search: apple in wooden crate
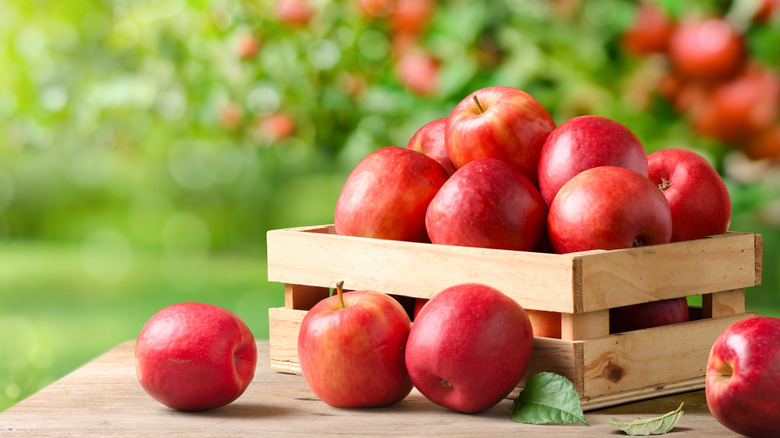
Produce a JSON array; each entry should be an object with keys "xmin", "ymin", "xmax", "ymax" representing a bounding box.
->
[
  {"xmin": 334, "ymin": 146, "xmax": 449, "ymax": 242},
  {"xmin": 426, "ymin": 158, "xmax": 547, "ymax": 251},
  {"xmin": 647, "ymin": 148, "xmax": 732, "ymax": 242},
  {"xmin": 407, "ymin": 117, "xmax": 456, "ymax": 175},
  {"xmin": 537, "ymin": 115, "xmax": 649, "ymax": 207},
  {"xmin": 445, "ymin": 85, "xmax": 556, "ymax": 186},
  {"xmin": 526, "ymin": 309, "xmax": 562, "ymax": 338},
  {"xmin": 706, "ymin": 316, "xmax": 780, "ymax": 438},
  {"xmin": 134, "ymin": 303, "xmax": 257, "ymax": 411},
  {"xmin": 297, "ymin": 283, "xmax": 413, "ymax": 408},
  {"xmin": 610, "ymin": 297, "xmax": 689, "ymax": 333},
  {"xmin": 548, "ymin": 166, "xmax": 673, "ymax": 253},
  {"xmin": 405, "ymin": 283, "xmax": 533, "ymax": 414}
]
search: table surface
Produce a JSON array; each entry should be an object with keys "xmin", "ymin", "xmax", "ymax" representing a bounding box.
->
[{"xmin": 0, "ymin": 341, "xmax": 740, "ymax": 437}]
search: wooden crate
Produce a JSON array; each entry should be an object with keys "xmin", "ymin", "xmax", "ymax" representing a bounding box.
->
[{"xmin": 266, "ymin": 224, "xmax": 763, "ymax": 410}]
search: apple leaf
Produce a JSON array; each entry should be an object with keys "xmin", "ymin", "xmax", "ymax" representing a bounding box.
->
[
  {"xmin": 605, "ymin": 402, "xmax": 684, "ymax": 436},
  {"xmin": 510, "ymin": 372, "xmax": 588, "ymax": 425}
]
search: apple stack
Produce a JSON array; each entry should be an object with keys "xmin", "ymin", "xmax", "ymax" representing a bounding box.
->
[{"xmin": 267, "ymin": 85, "xmax": 763, "ymax": 412}]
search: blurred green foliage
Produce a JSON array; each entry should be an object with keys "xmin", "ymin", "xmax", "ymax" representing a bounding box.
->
[{"xmin": 1, "ymin": 0, "xmax": 780, "ymax": 413}]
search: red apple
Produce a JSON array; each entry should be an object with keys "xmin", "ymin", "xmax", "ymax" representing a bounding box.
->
[
  {"xmin": 390, "ymin": 0, "xmax": 435, "ymax": 38},
  {"xmin": 445, "ymin": 86, "xmax": 556, "ymax": 186},
  {"xmin": 405, "ymin": 283, "xmax": 533, "ymax": 413},
  {"xmin": 275, "ymin": 0, "xmax": 314, "ymax": 26},
  {"xmin": 622, "ymin": 2, "xmax": 676, "ymax": 56},
  {"xmin": 407, "ymin": 118, "xmax": 456, "ymax": 175},
  {"xmin": 355, "ymin": 0, "xmax": 394, "ymax": 17},
  {"xmin": 236, "ymin": 35, "xmax": 260, "ymax": 60},
  {"xmin": 426, "ymin": 158, "xmax": 547, "ymax": 251},
  {"xmin": 335, "ymin": 146, "xmax": 448, "ymax": 242},
  {"xmin": 412, "ymin": 297, "xmax": 428, "ymax": 321},
  {"xmin": 668, "ymin": 17, "xmax": 746, "ymax": 82},
  {"xmin": 298, "ymin": 283, "xmax": 413, "ymax": 408},
  {"xmin": 396, "ymin": 48, "xmax": 439, "ymax": 97},
  {"xmin": 647, "ymin": 148, "xmax": 732, "ymax": 242},
  {"xmin": 526, "ymin": 309, "xmax": 562, "ymax": 338},
  {"xmin": 134, "ymin": 302, "xmax": 257, "ymax": 411},
  {"xmin": 688, "ymin": 65, "xmax": 780, "ymax": 144},
  {"xmin": 548, "ymin": 166, "xmax": 673, "ymax": 254},
  {"xmin": 706, "ymin": 316, "xmax": 780, "ymax": 438},
  {"xmin": 218, "ymin": 103, "xmax": 243, "ymax": 129},
  {"xmin": 253, "ymin": 113, "xmax": 295, "ymax": 144},
  {"xmin": 609, "ymin": 297, "xmax": 689, "ymax": 333},
  {"xmin": 537, "ymin": 115, "xmax": 649, "ymax": 207},
  {"xmin": 754, "ymin": 0, "xmax": 780, "ymax": 23},
  {"xmin": 743, "ymin": 123, "xmax": 780, "ymax": 160}
]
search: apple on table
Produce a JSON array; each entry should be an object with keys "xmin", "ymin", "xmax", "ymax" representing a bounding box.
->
[
  {"xmin": 297, "ymin": 282, "xmax": 413, "ymax": 408},
  {"xmin": 134, "ymin": 302, "xmax": 257, "ymax": 411},
  {"xmin": 405, "ymin": 283, "xmax": 533, "ymax": 414},
  {"xmin": 706, "ymin": 316, "xmax": 780, "ymax": 438}
]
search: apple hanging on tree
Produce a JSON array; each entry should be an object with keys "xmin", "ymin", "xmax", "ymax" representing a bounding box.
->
[{"xmin": 298, "ymin": 282, "xmax": 413, "ymax": 408}]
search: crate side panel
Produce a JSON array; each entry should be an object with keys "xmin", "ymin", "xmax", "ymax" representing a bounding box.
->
[
  {"xmin": 578, "ymin": 232, "xmax": 759, "ymax": 312},
  {"xmin": 267, "ymin": 227, "xmax": 578, "ymax": 313},
  {"xmin": 268, "ymin": 307, "xmax": 307, "ymax": 368},
  {"xmin": 579, "ymin": 312, "xmax": 757, "ymax": 398}
]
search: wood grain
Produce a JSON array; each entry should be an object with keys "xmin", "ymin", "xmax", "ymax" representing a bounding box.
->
[
  {"xmin": 0, "ymin": 341, "xmax": 743, "ymax": 437},
  {"xmin": 267, "ymin": 226, "xmax": 761, "ymax": 313}
]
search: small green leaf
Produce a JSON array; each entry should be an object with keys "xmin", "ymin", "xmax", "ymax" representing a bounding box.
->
[
  {"xmin": 605, "ymin": 402, "xmax": 684, "ymax": 436},
  {"xmin": 510, "ymin": 372, "xmax": 588, "ymax": 425}
]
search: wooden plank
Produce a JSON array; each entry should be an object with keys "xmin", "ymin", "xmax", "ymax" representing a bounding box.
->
[
  {"xmin": 268, "ymin": 307, "xmax": 306, "ymax": 368},
  {"xmin": 267, "ymin": 225, "xmax": 578, "ymax": 313},
  {"xmin": 268, "ymin": 226, "xmax": 761, "ymax": 313},
  {"xmin": 284, "ymin": 283, "xmax": 330, "ymax": 310},
  {"xmin": 577, "ymin": 232, "xmax": 760, "ymax": 312},
  {"xmin": 702, "ymin": 289, "xmax": 746, "ymax": 318},
  {"xmin": 580, "ymin": 376, "xmax": 705, "ymax": 411},
  {"xmin": 579, "ymin": 312, "xmax": 757, "ymax": 399},
  {"xmin": 0, "ymin": 341, "xmax": 742, "ymax": 437},
  {"xmin": 561, "ymin": 310, "xmax": 609, "ymax": 341}
]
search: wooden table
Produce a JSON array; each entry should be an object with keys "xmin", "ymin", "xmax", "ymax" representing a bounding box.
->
[{"xmin": 0, "ymin": 341, "xmax": 740, "ymax": 437}]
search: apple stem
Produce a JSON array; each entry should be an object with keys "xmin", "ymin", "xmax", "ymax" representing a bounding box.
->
[
  {"xmin": 335, "ymin": 281, "xmax": 346, "ymax": 309},
  {"xmin": 721, "ymin": 373, "xmax": 733, "ymax": 377},
  {"xmin": 472, "ymin": 94, "xmax": 485, "ymax": 114}
]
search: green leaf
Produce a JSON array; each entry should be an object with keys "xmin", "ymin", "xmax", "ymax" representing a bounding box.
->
[
  {"xmin": 510, "ymin": 372, "xmax": 588, "ymax": 425},
  {"xmin": 605, "ymin": 402, "xmax": 684, "ymax": 436}
]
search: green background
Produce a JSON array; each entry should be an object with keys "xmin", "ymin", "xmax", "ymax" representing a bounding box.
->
[{"xmin": 2, "ymin": 0, "xmax": 779, "ymax": 412}]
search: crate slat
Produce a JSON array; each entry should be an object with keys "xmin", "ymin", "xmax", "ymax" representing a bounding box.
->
[{"xmin": 267, "ymin": 226, "xmax": 761, "ymax": 313}]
